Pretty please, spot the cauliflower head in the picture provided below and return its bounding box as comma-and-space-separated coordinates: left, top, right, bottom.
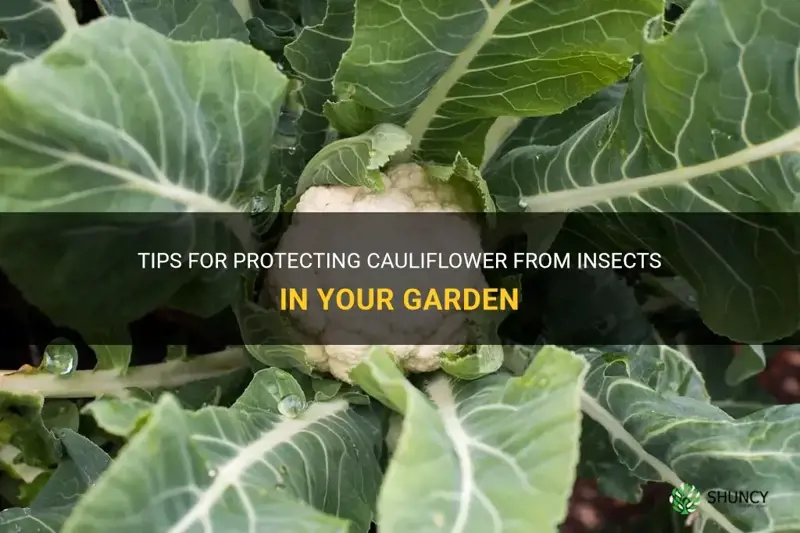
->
264, 163, 488, 383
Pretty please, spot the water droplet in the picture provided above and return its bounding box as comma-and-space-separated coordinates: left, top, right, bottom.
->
41, 339, 78, 376
207, 469, 217, 478
277, 394, 307, 418
266, 383, 280, 397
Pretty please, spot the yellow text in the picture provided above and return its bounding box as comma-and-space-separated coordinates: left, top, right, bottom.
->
403, 287, 518, 311
316, 288, 394, 311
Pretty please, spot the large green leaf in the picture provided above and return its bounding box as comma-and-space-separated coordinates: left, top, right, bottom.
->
0, 0, 78, 74
577, 345, 708, 503
0, 17, 288, 333
62, 368, 384, 533
0, 429, 111, 533
273, 0, 355, 188
330, 0, 661, 163
584, 354, 800, 533
97, 0, 249, 41
351, 345, 585, 533
484, 0, 800, 342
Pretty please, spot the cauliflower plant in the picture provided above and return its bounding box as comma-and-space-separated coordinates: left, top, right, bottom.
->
264, 163, 488, 383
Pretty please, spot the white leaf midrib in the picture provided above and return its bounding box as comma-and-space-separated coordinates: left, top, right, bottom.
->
0, 127, 239, 213
520, 126, 800, 212
579, 390, 745, 533
427, 377, 480, 533
402, 0, 514, 156
166, 400, 349, 533
49, 0, 79, 31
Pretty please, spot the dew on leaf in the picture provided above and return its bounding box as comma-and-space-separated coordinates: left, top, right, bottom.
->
277, 394, 307, 418
41, 339, 78, 376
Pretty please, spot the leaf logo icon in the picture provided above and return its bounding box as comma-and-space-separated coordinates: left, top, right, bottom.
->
670, 483, 701, 515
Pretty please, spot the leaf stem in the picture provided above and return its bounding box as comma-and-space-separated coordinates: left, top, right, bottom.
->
579, 391, 744, 533
481, 116, 521, 169
229, 0, 253, 22
400, 0, 514, 160
0, 347, 249, 398
521, 127, 800, 211
52, 0, 80, 31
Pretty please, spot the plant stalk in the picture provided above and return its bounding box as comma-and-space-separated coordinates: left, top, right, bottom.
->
53, 0, 80, 30
230, 0, 253, 22
0, 347, 249, 398
400, 0, 514, 160
579, 391, 744, 533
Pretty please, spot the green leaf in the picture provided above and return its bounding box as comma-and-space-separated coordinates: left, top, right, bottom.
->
270, 0, 355, 187
421, 153, 495, 213
351, 346, 586, 533
331, 0, 660, 163
484, 0, 800, 342
0, 429, 111, 533
310, 378, 370, 405
82, 397, 154, 438
577, 345, 709, 503
97, 0, 249, 41
247, 10, 297, 56
0, 0, 78, 74
62, 369, 384, 533
167, 368, 254, 409
83, 367, 254, 438
523, 270, 692, 502
0, 391, 61, 472
438, 296, 512, 380
488, 84, 626, 164
587, 365, 800, 533
438, 344, 504, 381
296, 122, 411, 195
0, 17, 288, 333
724, 344, 766, 386
41, 401, 80, 433
684, 344, 776, 417
233, 273, 317, 374
89, 343, 132, 373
